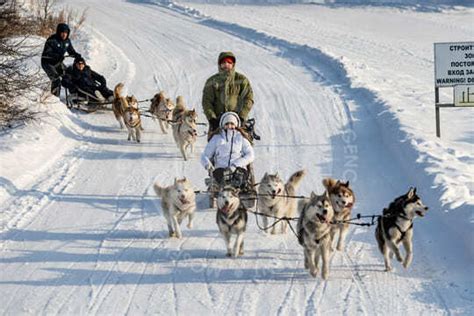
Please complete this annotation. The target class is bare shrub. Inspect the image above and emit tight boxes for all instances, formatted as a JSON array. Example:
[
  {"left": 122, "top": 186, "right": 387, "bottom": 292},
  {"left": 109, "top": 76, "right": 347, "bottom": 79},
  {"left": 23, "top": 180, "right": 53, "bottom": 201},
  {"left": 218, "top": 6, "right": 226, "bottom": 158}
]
[
  {"left": 0, "top": 0, "right": 88, "bottom": 129},
  {"left": 33, "top": 0, "right": 88, "bottom": 38}
]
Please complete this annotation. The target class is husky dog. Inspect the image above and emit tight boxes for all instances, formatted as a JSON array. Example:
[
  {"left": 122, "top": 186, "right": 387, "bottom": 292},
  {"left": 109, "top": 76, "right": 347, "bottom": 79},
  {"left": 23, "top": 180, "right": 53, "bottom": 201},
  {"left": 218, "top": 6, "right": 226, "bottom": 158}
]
[
  {"left": 123, "top": 95, "right": 142, "bottom": 143},
  {"left": 153, "top": 178, "right": 196, "bottom": 238},
  {"left": 297, "top": 192, "right": 334, "bottom": 279},
  {"left": 112, "top": 83, "right": 127, "bottom": 129},
  {"left": 149, "top": 91, "right": 175, "bottom": 134},
  {"left": 172, "top": 97, "right": 197, "bottom": 161},
  {"left": 322, "top": 178, "right": 355, "bottom": 252},
  {"left": 375, "top": 187, "right": 428, "bottom": 272},
  {"left": 257, "top": 170, "right": 306, "bottom": 234},
  {"left": 216, "top": 186, "right": 248, "bottom": 257}
]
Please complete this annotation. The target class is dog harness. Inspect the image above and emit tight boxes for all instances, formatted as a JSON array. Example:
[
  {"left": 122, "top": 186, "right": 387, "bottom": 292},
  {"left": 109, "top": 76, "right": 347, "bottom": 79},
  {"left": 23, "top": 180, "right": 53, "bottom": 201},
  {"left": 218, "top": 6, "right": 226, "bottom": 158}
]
[{"left": 394, "top": 221, "right": 413, "bottom": 243}]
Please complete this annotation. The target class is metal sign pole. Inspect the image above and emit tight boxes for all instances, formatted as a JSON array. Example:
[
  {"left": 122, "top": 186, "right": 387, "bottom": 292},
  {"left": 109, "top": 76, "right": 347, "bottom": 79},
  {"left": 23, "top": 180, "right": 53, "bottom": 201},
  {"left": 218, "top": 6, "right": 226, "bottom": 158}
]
[{"left": 435, "top": 87, "right": 440, "bottom": 137}]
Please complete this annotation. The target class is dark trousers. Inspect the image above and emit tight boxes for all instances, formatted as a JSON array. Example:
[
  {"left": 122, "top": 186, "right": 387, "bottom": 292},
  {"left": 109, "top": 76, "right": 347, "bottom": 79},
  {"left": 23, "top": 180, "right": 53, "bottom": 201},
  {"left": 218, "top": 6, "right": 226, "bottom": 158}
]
[
  {"left": 78, "top": 85, "right": 113, "bottom": 99},
  {"left": 41, "top": 62, "right": 65, "bottom": 97}
]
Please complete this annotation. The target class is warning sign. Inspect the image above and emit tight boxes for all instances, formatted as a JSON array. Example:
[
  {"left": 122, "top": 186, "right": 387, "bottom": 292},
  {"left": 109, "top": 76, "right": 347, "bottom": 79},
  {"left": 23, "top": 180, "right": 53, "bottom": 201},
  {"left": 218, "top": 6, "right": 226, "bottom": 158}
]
[
  {"left": 454, "top": 85, "right": 474, "bottom": 106},
  {"left": 434, "top": 42, "right": 474, "bottom": 87}
]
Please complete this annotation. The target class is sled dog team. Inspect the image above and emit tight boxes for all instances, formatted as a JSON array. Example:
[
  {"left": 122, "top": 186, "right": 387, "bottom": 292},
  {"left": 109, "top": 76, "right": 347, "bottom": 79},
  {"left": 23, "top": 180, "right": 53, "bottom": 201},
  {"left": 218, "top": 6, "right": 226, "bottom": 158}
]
[
  {"left": 154, "top": 172, "right": 429, "bottom": 280},
  {"left": 112, "top": 83, "right": 197, "bottom": 160}
]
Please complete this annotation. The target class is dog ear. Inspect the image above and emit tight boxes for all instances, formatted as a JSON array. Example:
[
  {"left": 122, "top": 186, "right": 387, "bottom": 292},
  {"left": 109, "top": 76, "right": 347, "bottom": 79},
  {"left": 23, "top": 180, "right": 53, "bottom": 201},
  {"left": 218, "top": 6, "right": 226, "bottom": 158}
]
[
  {"left": 343, "top": 180, "right": 350, "bottom": 187},
  {"left": 263, "top": 172, "right": 268, "bottom": 179},
  {"left": 310, "top": 191, "right": 317, "bottom": 199},
  {"left": 174, "top": 177, "right": 178, "bottom": 185},
  {"left": 322, "top": 178, "right": 329, "bottom": 189},
  {"left": 407, "top": 187, "right": 416, "bottom": 199},
  {"left": 275, "top": 172, "right": 280, "bottom": 178}
]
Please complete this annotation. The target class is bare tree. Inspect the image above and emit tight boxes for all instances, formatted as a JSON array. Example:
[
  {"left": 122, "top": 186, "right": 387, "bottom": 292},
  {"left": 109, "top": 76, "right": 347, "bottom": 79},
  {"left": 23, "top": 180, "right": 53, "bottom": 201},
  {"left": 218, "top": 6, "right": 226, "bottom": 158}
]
[{"left": 0, "top": 1, "right": 42, "bottom": 129}]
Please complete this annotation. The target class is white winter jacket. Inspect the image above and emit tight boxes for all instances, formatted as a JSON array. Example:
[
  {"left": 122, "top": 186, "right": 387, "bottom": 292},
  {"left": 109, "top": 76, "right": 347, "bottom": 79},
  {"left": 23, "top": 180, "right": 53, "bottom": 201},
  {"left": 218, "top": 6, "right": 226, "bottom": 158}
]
[{"left": 201, "top": 129, "right": 254, "bottom": 170}]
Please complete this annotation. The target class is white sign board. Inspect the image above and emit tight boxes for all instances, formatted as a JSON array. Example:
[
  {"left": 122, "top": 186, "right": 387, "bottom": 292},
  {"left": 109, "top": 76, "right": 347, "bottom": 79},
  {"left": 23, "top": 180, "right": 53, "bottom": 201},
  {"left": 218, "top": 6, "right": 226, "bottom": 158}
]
[
  {"left": 454, "top": 85, "right": 474, "bottom": 106},
  {"left": 434, "top": 42, "right": 474, "bottom": 87}
]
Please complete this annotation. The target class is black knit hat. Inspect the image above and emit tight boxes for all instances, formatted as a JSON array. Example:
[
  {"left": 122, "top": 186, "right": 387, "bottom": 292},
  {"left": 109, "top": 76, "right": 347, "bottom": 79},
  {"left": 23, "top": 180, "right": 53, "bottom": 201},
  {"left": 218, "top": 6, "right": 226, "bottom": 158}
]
[
  {"left": 56, "top": 23, "right": 70, "bottom": 36},
  {"left": 74, "top": 56, "right": 85, "bottom": 65}
]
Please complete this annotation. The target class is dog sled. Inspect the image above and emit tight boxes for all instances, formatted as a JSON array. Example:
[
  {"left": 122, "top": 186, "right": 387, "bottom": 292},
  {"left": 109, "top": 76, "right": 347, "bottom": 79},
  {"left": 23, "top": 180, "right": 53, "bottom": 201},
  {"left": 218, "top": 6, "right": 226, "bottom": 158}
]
[
  {"left": 205, "top": 164, "right": 257, "bottom": 210},
  {"left": 204, "top": 117, "right": 260, "bottom": 209},
  {"left": 64, "top": 86, "right": 111, "bottom": 113}
]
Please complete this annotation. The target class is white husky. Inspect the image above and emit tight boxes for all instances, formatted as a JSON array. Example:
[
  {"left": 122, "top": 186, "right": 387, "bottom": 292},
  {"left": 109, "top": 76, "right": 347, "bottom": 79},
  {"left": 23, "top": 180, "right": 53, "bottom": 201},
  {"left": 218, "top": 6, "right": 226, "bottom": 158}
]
[
  {"left": 153, "top": 178, "right": 196, "bottom": 238},
  {"left": 257, "top": 170, "right": 306, "bottom": 234}
]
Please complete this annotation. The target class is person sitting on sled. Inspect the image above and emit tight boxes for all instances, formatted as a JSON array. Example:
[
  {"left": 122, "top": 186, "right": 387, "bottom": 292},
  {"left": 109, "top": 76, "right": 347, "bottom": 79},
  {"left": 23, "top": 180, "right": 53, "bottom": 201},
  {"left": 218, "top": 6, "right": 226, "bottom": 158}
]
[
  {"left": 201, "top": 112, "right": 255, "bottom": 188},
  {"left": 62, "top": 56, "right": 114, "bottom": 102}
]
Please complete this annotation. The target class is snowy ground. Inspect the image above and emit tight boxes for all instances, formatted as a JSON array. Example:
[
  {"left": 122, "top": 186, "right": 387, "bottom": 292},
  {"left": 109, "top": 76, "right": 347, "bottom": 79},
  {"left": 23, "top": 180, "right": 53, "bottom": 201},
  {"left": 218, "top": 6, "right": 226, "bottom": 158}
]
[{"left": 0, "top": 0, "right": 473, "bottom": 315}]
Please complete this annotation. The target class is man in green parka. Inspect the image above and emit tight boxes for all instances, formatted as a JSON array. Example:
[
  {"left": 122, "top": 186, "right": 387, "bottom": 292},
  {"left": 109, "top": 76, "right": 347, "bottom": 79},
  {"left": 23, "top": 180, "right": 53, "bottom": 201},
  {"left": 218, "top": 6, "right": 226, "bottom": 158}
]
[{"left": 202, "top": 52, "right": 254, "bottom": 131}]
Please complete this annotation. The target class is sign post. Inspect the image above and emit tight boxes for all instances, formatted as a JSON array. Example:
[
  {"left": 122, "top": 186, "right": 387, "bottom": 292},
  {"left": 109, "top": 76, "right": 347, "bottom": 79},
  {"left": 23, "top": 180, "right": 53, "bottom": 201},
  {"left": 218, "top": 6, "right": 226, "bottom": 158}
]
[{"left": 434, "top": 42, "right": 474, "bottom": 137}]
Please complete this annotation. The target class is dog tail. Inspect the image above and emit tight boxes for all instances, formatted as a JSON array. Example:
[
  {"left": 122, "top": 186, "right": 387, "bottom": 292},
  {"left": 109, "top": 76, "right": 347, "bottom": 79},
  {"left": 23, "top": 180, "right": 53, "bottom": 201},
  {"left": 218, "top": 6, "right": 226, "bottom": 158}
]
[
  {"left": 114, "top": 82, "right": 124, "bottom": 99},
  {"left": 286, "top": 169, "right": 306, "bottom": 195},
  {"left": 375, "top": 218, "right": 385, "bottom": 253},
  {"left": 176, "top": 96, "right": 185, "bottom": 108},
  {"left": 153, "top": 182, "right": 165, "bottom": 197},
  {"left": 322, "top": 177, "right": 338, "bottom": 190}
]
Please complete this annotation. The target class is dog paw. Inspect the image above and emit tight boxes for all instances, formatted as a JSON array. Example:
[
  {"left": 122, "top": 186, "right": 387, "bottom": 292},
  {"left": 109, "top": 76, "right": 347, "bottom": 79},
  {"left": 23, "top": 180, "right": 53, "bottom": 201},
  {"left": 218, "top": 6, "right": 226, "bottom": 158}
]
[
  {"left": 336, "top": 244, "right": 344, "bottom": 251},
  {"left": 187, "top": 223, "right": 193, "bottom": 229},
  {"left": 322, "top": 270, "right": 329, "bottom": 280},
  {"left": 309, "top": 269, "right": 319, "bottom": 278},
  {"left": 396, "top": 255, "right": 403, "bottom": 263},
  {"left": 385, "top": 266, "right": 393, "bottom": 272},
  {"left": 403, "top": 260, "right": 411, "bottom": 269},
  {"left": 226, "top": 252, "right": 232, "bottom": 257}
]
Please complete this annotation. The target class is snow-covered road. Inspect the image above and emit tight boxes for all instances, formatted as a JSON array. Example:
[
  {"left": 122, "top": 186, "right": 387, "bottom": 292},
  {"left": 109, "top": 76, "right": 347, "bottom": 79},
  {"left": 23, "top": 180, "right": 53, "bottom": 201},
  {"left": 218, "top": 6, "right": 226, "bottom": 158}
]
[{"left": 1, "top": 0, "right": 472, "bottom": 314}]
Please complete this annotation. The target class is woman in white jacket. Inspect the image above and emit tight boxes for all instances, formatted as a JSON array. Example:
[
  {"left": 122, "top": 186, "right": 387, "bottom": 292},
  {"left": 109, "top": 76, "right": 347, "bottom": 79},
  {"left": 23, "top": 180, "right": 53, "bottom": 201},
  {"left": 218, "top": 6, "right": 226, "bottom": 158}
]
[{"left": 201, "top": 112, "right": 254, "bottom": 183}]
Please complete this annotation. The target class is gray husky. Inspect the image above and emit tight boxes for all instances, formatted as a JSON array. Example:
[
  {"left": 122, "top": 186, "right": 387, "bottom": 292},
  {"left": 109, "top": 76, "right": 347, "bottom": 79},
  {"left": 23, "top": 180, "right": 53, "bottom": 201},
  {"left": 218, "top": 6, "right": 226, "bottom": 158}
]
[
  {"left": 257, "top": 170, "right": 306, "bottom": 234},
  {"left": 375, "top": 187, "right": 428, "bottom": 272},
  {"left": 297, "top": 192, "right": 334, "bottom": 279},
  {"left": 216, "top": 186, "right": 248, "bottom": 257}
]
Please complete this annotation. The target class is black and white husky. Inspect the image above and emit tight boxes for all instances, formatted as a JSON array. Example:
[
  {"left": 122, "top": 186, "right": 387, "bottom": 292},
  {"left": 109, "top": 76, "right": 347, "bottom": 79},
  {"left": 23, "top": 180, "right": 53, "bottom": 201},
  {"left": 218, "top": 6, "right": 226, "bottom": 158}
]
[
  {"left": 375, "top": 187, "right": 429, "bottom": 272},
  {"left": 216, "top": 186, "right": 248, "bottom": 257},
  {"left": 297, "top": 192, "right": 334, "bottom": 279}
]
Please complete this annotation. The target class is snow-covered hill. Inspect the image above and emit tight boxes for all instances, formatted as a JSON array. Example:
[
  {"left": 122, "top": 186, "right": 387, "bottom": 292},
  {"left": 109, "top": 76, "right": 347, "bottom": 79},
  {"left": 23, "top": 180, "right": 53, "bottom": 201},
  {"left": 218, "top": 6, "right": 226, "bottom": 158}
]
[{"left": 1, "top": 0, "right": 472, "bottom": 314}]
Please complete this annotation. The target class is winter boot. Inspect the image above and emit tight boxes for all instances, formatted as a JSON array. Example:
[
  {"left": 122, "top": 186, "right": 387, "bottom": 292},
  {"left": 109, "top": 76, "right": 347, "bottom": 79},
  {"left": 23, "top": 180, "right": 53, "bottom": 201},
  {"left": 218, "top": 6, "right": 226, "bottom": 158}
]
[{"left": 94, "top": 90, "right": 106, "bottom": 102}]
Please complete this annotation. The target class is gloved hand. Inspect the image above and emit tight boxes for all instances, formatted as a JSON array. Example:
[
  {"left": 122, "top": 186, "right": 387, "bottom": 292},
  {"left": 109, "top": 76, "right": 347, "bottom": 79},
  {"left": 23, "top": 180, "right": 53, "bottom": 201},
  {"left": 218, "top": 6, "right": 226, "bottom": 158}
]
[{"left": 207, "top": 164, "right": 215, "bottom": 173}]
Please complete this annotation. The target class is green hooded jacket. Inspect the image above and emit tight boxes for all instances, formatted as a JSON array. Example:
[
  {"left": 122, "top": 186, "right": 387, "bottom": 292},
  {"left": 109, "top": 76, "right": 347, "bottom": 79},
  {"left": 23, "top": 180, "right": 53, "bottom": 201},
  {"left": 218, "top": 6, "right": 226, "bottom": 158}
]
[{"left": 202, "top": 52, "right": 254, "bottom": 122}]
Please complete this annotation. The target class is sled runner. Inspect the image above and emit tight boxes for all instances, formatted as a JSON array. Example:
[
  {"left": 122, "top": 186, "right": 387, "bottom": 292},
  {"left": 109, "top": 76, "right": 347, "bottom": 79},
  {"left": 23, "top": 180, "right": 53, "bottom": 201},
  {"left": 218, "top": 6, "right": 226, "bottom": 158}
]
[{"left": 64, "top": 86, "right": 111, "bottom": 113}]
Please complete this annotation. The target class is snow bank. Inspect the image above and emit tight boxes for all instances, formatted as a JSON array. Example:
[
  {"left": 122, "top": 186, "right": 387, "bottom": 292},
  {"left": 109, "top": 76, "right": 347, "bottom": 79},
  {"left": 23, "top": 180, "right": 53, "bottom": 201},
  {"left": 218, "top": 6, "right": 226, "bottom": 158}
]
[
  {"left": 179, "top": 0, "right": 473, "bottom": 8},
  {"left": 0, "top": 32, "right": 93, "bottom": 230}
]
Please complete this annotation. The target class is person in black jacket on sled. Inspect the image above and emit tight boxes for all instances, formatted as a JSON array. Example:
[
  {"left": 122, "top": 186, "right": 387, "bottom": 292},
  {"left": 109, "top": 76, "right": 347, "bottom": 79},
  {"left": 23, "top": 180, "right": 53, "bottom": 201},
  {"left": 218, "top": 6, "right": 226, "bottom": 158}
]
[
  {"left": 41, "top": 23, "right": 81, "bottom": 97},
  {"left": 62, "top": 56, "right": 114, "bottom": 102}
]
